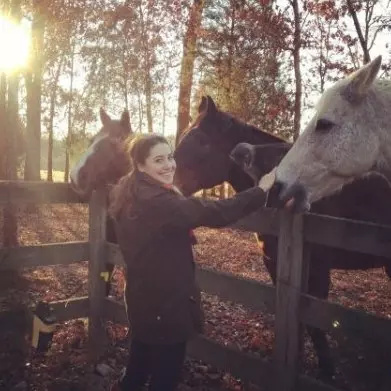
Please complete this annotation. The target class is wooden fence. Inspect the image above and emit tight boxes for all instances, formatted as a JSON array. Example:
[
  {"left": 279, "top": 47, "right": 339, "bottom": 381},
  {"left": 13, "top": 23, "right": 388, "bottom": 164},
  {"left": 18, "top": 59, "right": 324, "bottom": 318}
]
[{"left": 1, "top": 181, "right": 391, "bottom": 391}]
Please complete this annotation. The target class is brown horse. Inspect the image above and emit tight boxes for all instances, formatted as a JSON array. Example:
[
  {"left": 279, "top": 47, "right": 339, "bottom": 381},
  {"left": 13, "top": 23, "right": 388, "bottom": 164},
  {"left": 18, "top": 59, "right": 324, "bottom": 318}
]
[
  {"left": 70, "top": 108, "right": 133, "bottom": 295},
  {"left": 173, "top": 95, "right": 391, "bottom": 382},
  {"left": 70, "top": 108, "right": 132, "bottom": 198}
]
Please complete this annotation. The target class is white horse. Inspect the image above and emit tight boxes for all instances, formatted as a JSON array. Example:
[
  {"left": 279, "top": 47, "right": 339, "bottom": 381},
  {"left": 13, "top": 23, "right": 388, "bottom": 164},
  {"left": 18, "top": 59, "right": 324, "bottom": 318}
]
[{"left": 274, "top": 55, "right": 391, "bottom": 210}]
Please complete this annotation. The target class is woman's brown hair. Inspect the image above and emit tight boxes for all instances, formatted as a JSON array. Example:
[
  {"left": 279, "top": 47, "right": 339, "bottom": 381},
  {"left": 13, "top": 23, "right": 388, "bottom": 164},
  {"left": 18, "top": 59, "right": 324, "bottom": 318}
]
[{"left": 108, "top": 133, "right": 170, "bottom": 219}]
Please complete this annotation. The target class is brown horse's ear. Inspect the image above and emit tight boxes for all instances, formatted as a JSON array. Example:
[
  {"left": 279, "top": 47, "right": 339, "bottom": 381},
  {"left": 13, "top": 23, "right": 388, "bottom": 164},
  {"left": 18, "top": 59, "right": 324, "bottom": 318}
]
[
  {"left": 198, "top": 96, "right": 207, "bottom": 113},
  {"left": 120, "top": 109, "right": 132, "bottom": 134},
  {"left": 100, "top": 107, "right": 111, "bottom": 125},
  {"left": 205, "top": 95, "right": 217, "bottom": 114},
  {"left": 198, "top": 95, "right": 217, "bottom": 115}
]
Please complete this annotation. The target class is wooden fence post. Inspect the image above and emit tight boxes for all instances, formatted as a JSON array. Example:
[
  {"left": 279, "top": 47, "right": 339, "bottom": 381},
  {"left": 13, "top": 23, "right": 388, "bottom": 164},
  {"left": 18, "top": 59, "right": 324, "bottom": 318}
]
[
  {"left": 273, "top": 211, "right": 305, "bottom": 391},
  {"left": 88, "top": 188, "right": 108, "bottom": 360}
]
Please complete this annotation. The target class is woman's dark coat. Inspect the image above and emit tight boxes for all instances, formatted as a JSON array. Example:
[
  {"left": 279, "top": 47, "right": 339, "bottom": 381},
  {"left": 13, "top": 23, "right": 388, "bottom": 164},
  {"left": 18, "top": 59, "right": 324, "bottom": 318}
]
[{"left": 115, "top": 172, "right": 267, "bottom": 344}]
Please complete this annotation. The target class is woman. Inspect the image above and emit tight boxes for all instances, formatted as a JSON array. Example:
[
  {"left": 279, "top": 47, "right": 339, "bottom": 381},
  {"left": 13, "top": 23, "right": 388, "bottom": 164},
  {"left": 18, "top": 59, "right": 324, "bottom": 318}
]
[{"left": 109, "top": 134, "right": 276, "bottom": 391}]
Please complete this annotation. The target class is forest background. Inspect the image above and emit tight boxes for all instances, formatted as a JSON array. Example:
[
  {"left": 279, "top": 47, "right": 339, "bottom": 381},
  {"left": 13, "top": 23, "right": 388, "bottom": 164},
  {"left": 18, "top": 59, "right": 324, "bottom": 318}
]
[{"left": 0, "top": 0, "right": 390, "bottom": 245}]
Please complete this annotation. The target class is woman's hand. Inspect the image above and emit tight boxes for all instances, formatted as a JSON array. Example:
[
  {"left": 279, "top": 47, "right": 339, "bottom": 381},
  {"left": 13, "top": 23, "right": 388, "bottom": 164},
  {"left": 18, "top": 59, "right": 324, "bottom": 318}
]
[{"left": 258, "top": 167, "right": 276, "bottom": 192}]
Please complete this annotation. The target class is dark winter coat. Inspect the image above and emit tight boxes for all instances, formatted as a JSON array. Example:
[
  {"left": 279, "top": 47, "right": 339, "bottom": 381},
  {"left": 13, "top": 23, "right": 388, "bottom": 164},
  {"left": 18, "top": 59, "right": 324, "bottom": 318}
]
[{"left": 114, "top": 171, "right": 267, "bottom": 344}]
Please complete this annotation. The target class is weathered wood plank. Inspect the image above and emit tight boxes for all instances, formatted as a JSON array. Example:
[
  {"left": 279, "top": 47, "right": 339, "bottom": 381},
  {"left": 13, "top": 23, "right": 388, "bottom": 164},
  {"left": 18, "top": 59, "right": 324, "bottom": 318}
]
[
  {"left": 0, "top": 180, "right": 390, "bottom": 257},
  {"left": 187, "top": 336, "right": 272, "bottom": 389},
  {"left": 106, "top": 243, "right": 275, "bottom": 312},
  {"left": 188, "top": 338, "right": 343, "bottom": 391},
  {"left": 273, "top": 212, "right": 304, "bottom": 391},
  {"left": 51, "top": 296, "right": 89, "bottom": 321},
  {"left": 106, "top": 242, "right": 125, "bottom": 266},
  {"left": 0, "top": 181, "right": 84, "bottom": 204},
  {"left": 0, "top": 180, "right": 390, "bottom": 258},
  {"left": 88, "top": 189, "right": 109, "bottom": 358},
  {"left": 304, "top": 212, "right": 391, "bottom": 258},
  {"left": 195, "top": 267, "right": 275, "bottom": 312},
  {"left": 300, "top": 294, "right": 391, "bottom": 343},
  {"left": 232, "top": 207, "right": 279, "bottom": 235},
  {"left": 106, "top": 242, "right": 391, "bottom": 344},
  {"left": 103, "top": 298, "right": 342, "bottom": 391},
  {"left": 232, "top": 208, "right": 391, "bottom": 258},
  {"left": 0, "top": 241, "right": 89, "bottom": 271},
  {"left": 0, "top": 297, "right": 89, "bottom": 330}
]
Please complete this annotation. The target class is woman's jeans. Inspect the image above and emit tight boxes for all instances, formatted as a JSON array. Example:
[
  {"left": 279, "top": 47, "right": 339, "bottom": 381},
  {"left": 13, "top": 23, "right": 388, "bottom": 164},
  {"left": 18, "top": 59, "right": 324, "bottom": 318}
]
[{"left": 119, "top": 339, "right": 187, "bottom": 391}]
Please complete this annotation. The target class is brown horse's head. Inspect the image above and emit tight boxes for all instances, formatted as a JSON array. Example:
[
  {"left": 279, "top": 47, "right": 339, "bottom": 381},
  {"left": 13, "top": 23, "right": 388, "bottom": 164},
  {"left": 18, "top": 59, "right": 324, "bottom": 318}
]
[
  {"left": 70, "top": 108, "right": 133, "bottom": 199},
  {"left": 174, "top": 95, "right": 288, "bottom": 195}
]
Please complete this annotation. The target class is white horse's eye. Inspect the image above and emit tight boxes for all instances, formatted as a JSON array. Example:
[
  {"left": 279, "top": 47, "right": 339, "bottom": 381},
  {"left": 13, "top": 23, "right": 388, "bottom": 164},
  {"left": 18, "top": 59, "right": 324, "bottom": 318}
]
[{"left": 315, "top": 118, "right": 334, "bottom": 132}]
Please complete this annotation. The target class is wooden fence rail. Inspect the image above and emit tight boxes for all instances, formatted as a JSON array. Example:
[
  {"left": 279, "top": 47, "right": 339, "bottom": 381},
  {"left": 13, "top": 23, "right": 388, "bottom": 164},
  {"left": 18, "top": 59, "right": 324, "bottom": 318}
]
[
  {"left": 1, "top": 182, "right": 391, "bottom": 391},
  {"left": 0, "top": 181, "right": 85, "bottom": 204}
]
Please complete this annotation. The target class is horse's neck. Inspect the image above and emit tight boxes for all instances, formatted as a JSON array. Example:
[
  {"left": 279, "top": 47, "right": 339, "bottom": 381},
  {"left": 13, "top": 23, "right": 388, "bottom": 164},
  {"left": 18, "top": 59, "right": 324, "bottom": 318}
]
[
  {"left": 371, "top": 81, "right": 391, "bottom": 179},
  {"left": 374, "top": 153, "right": 391, "bottom": 182},
  {"left": 239, "top": 121, "right": 284, "bottom": 145}
]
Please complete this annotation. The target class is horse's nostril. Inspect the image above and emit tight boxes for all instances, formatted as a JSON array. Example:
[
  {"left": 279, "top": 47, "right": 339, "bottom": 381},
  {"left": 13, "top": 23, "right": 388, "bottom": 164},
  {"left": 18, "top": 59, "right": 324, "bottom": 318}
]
[{"left": 273, "top": 181, "right": 309, "bottom": 212}]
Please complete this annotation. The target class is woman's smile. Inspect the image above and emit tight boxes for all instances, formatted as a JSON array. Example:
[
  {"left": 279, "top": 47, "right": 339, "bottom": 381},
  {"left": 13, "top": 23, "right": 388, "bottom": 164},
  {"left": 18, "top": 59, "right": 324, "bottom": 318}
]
[{"left": 137, "top": 143, "right": 177, "bottom": 185}]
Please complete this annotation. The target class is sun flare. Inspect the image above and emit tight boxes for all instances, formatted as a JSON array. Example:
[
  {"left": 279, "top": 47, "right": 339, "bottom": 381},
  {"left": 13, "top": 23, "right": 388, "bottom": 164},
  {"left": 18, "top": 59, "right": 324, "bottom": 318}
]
[{"left": 0, "top": 16, "right": 30, "bottom": 72}]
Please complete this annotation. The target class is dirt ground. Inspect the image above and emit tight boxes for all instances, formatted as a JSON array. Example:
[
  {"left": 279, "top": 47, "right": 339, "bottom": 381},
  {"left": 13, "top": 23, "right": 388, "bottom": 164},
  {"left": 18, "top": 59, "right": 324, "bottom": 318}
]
[{"left": 1, "top": 204, "right": 391, "bottom": 391}]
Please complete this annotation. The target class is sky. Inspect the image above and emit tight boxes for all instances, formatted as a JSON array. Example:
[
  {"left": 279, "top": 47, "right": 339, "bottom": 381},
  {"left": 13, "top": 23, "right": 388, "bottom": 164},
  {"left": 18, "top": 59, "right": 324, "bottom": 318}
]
[{"left": 293, "top": 0, "right": 391, "bottom": 132}]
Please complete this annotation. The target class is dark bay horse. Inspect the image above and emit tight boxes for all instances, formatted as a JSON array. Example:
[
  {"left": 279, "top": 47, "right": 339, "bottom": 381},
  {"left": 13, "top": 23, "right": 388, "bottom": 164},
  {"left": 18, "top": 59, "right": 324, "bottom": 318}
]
[{"left": 173, "top": 95, "right": 391, "bottom": 381}]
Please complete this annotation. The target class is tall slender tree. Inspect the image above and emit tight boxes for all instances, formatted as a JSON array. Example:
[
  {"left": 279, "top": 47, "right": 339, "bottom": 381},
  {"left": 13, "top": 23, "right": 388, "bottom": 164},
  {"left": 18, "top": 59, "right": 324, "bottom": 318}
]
[
  {"left": 176, "top": 0, "right": 205, "bottom": 145},
  {"left": 24, "top": 0, "right": 45, "bottom": 181}
]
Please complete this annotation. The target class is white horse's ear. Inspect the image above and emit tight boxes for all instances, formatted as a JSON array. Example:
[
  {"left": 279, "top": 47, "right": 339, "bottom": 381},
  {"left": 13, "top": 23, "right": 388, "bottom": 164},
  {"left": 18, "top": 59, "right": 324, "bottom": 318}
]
[
  {"left": 120, "top": 109, "right": 132, "bottom": 134},
  {"left": 100, "top": 107, "right": 111, "bottom": 125},
  {"left": 343, "top": 55, "right": 382, "bottom": 102}
]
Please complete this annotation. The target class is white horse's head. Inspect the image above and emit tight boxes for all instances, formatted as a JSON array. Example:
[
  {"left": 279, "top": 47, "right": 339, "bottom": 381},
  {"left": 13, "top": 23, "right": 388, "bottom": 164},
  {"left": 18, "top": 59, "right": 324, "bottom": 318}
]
[{"left": 275, "top": 56, "right": 387, "bottom": 210}]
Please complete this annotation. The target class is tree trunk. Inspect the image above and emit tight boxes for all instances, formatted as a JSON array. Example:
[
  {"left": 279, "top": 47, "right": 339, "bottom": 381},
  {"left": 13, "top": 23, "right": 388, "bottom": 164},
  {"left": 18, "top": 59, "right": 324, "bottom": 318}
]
[
  {"left": 64, "top": 44, "right": 75, "bottom": 183},
  {"left": 3, "top": 0, "right": 21, "bottom": 247},
  {"left": 162, "top": 92, "right": 166, "bottom": 135},
  {"left": 161, "top": 64, "right": 169, "bottom": 135},
  {"left": 122, "top": 42, "right": 129, "bottom": 110},
  {"left": 225, "top": 0, "right": 237, "bottom": 110},
  {"left": 136, "top": 2, "right": 153, "bottom": 133},
  {"left": 346, "top": 0, "right": 371, "bottom": 64},
  {"left": 176, "top": 0, "right": 205, "bottom": 145},
  {"left": 0, "top": 74, "right": 6, "bottom": 180},
  {"left": 24, "top": 4, "right": 44, "bottom": 181},
  {"left": 145, "top": 70, "right": 153, "bottom": 133},
  {"left": 137, "top": 88, "right": 143, "bottom": 132},
  {"left": 47, "top": 56, "right": 64, "bottom": 182},
  {"left": 4, "top": 72, "right": 19, "bottom": 247},
  {"left": 291, "top": 0, "right": 302, "bottom": 141}
]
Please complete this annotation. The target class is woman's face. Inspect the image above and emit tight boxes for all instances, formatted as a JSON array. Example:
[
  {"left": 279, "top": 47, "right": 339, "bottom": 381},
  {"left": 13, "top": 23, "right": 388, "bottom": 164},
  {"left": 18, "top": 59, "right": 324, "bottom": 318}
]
[{"left": 138, "top": 142, "right": 177, "bottom": 185}]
